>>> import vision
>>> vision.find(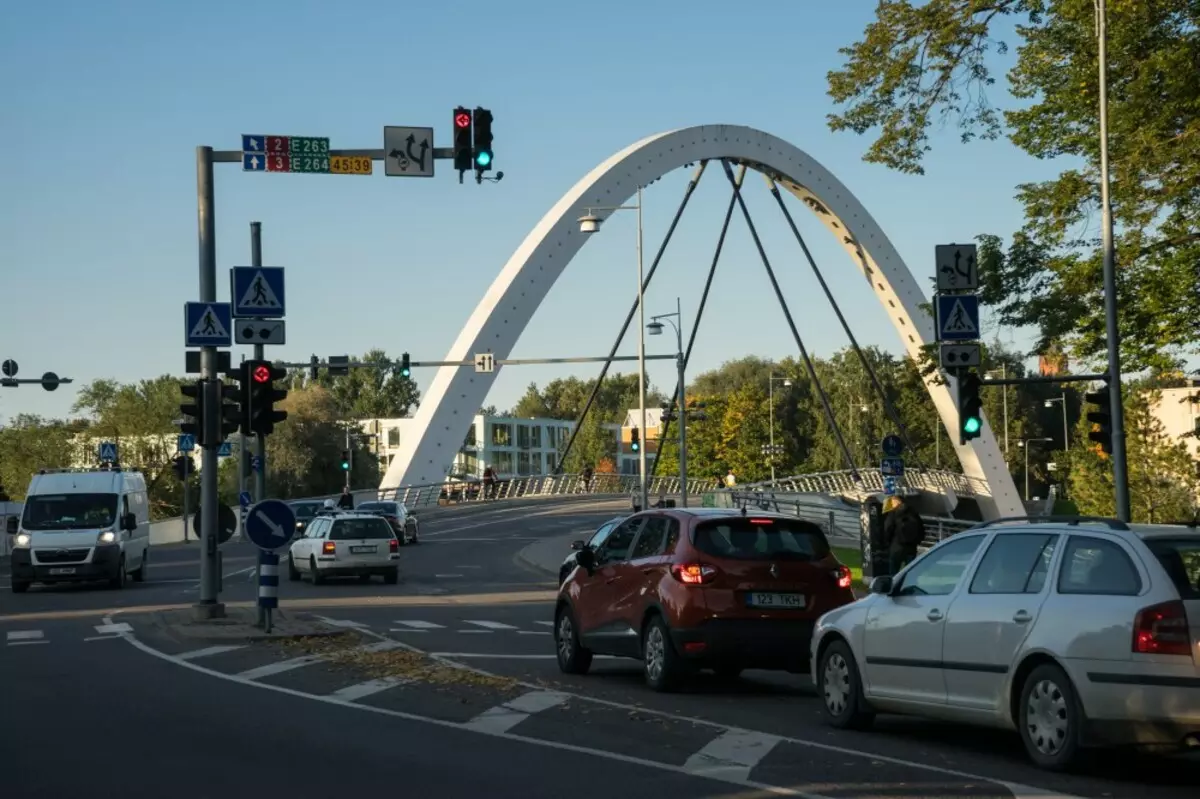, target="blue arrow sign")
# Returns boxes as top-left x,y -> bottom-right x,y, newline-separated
218,441 -> 232,457
242,134 -> 265,153
178,434 -> 195,453
881,457 -> 905,478
231,267 -> 286,319
936,294 -> 981,342
244,499 -> 297,552
184,302 -> 233,348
